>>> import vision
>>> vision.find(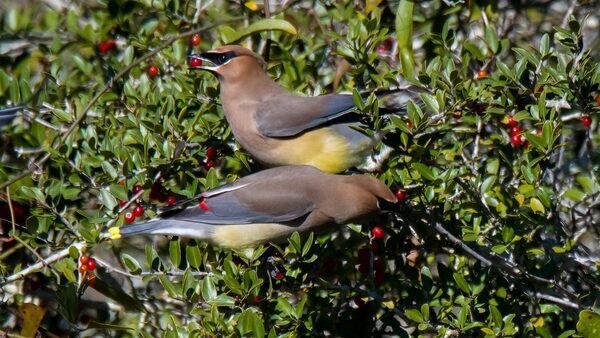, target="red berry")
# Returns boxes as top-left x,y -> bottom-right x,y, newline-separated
536,128 -> 543,135
98,40 -> 117,53
535,85 -> 544,93
167,195 -> 177,206
118,200 -> 127,207
190,34 -> 201,46
595,95 -> 600,105
453,112 -> 461,120
205,147 -> 217,160
199,200 -> 210,211
274,272 -> 284,280
506,115 -> 518,128
405,121 -> 413,129
118,180 -> 126,186
148,65 -> 159,77
79,265 -> 88,274
581,115 -> 592,128
510,134 -> 523,147
133,205 -> 144,217
125,212 -> 135,223
205,160 -> 216,169
523,140 -> 530,149
80,255 -> 89,265
132,184 -> 143,195
395,190 -> 406,201
86,273 -> 96,287
371,226 -> 384,239
476,70 -> 488,78
87,258 -> 97,270
510,125 -> 522,135
189,57 -> 202,67
252,295 -> 261,303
